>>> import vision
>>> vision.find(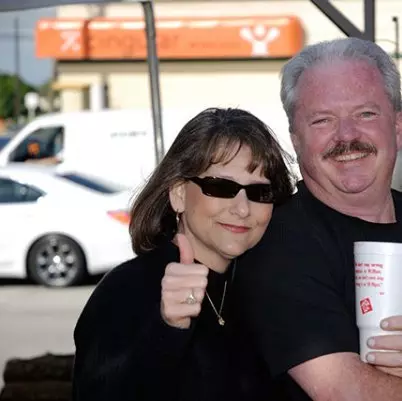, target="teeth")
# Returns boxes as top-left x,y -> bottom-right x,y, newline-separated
334,153 -> 369,162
